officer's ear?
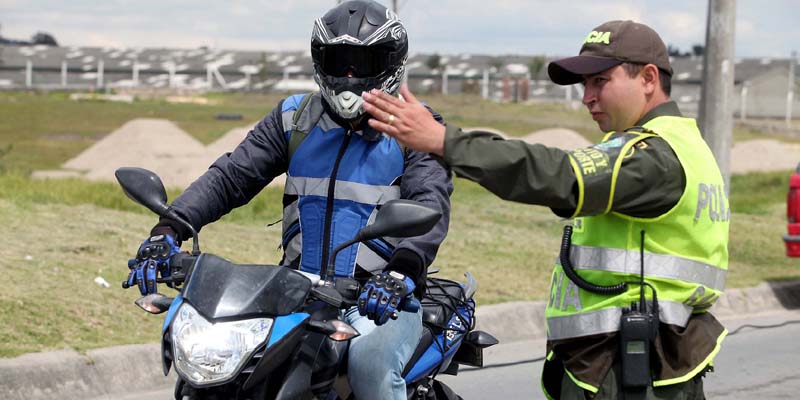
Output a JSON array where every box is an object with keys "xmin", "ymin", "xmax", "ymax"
[{"xmin": 641, "ymin": 64, "xmax": 660, "ymax": 96}]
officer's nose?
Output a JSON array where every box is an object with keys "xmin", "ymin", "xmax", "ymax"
[{"xmin": 582, "ymin": 84, "xmax": 596, "ymax": 108}]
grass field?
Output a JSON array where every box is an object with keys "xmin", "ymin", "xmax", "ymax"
[{"xmin": 0, "ymin": 91, "xmax": 798, "ymax": 358}]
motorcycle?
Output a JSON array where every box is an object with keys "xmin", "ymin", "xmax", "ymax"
[{"xmin": 116, "ymin": 167, "xmax": 498, "ymax": 400}]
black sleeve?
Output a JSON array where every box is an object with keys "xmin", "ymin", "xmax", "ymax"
[{"xmin": 156, "ymin": 101, "xmax": 289, "ymax": 240}]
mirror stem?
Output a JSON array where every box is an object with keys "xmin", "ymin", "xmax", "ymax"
[
  {"xmin": 325, "ymin": 235, "xmax": 361, "ymax": 281},
  {"xmin": 168, "ymin": 211, "xmax": 201, "ymax": 256}
]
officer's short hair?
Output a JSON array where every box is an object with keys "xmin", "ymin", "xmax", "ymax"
[{"xmin": 622, "ymin": 62, "xmax": 672, "ymax": 97}]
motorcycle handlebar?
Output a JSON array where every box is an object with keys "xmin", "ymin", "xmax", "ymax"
[
  {"xmin": 402, "ymin": 297, "xmax": 421, "ymax": 313},
  {"xmin": 121, "ymin": 253, "xmax": 198, "ymax": 290}
]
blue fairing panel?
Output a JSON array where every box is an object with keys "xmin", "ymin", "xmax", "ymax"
[
  {"xmin": 404, "ymin": 334, "xmax": 461, "ymax": 383},
  {"xmin": 163, "ymin": 293, "xmax": 184, "ymax": 333},
  {"xmin": 405, "ymin": 302, "xmax": 475, "ymax": 383},
  {"xmin": 267, "ymin": 313, "xmax": 310, "ymax": 348}
]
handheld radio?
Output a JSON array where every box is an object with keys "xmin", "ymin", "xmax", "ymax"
[{"xmin": 619, "ymin": 231, "xmax": 659, "ymax": 389}]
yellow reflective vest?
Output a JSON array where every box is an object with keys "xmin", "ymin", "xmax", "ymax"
[{"xmin": 544, "ymin": 115, "xmax": 730, "ymax": 392}]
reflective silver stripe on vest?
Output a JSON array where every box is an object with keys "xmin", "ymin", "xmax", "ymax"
[
  {"xmin": 281, "ymin": 199, "xmax": 301, "ymax": 266},
  {"xmin": 283, "ymin": 202, "xmax": 299, "ymax": 227},
  {"xmin": 285, "ymin": 176, "xmax": 401, "ymax": 205},
  {"xmin": 355, "ymin": 207, "xmax": 388, "ymax": 273},
  {"xmin": 282, "ymin": 229, "xmax": 302, "ymax": 267},
  {"xmin": 356, "ymin": 242, "xmax": 388, "ymax": 273},
  {"xmin": 547, "ymin": 300, "xmax": 693, "ymax": 341},
  {"xmin": 569, "ymin": 245, "xmax": 727, "ymax": 292},
  {"xmin": 282, "ymin": 109, "xmax": 297, "ymax": 132}
]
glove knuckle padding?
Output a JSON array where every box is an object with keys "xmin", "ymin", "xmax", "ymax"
[{"xmin": 129, "ymin": 234, "xmax": 181, "ymax": 295}]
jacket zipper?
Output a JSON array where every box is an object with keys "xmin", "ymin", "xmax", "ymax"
[{"xmin": 321, "ymin": 129, "xmax": 352, "ymax": 279}]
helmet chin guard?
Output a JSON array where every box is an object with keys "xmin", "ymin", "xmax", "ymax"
[{"xmin": 328, "ymin": 90, "xmax": 365, "ymax": 120}]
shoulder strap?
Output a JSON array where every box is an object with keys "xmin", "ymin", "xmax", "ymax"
[{"xmin": 288, "ymin": 92, "xmax": 318, "ymax": 161}]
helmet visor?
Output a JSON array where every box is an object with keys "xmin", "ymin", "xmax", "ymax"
[{"xmin": 319, "ymin": 44, "xmax": 395, "ymax": 78}]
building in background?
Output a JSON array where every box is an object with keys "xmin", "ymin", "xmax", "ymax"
[{"xmin": 0, "ymin": 45, "xmax": 797, "ymax": 120}]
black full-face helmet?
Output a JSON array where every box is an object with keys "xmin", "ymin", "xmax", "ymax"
[{"xmin": 311, "ymin": 0, "xmax": 408, "ymax": 120}]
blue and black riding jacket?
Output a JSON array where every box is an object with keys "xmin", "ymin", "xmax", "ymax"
[{"xmin": 159, "ymin": 93, "xmax": 452, "ymax": 289}]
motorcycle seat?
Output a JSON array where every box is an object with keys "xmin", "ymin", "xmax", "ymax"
[{"xmin": 421, "ymin": 278, "xmax": 467, "ymax": 330}]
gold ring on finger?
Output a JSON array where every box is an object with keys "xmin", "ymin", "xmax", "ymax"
[{"xmin": 388, "ymin": 114, "xmax": 395, "ymax": 126}]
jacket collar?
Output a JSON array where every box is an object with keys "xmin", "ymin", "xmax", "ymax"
[{"xmin": 635, "ymin": 100, "xmax": 683, "ymax": 126}]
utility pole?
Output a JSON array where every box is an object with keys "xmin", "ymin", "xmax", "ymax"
[{"xmin": 698, "ymin": 0, "xmax": 736, "ymax": 187}]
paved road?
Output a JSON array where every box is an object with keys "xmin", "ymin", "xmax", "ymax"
[
  {"xmin": 98, "ymin": 310, "xmax": 800, "ymax": 400},
  {"xmin": 439, "ymin": 310, "xmax": 800, "ymax": 399}
]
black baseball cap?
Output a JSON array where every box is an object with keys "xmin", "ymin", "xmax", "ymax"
[{"xmin": 548, "ymin": 20, "xmax": 673, "ymax": 85}]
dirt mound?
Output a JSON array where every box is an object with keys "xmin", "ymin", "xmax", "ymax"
[
  {"xmin": 520, "ymin": 128, "xmax": 592, "ymax": 150},
  {"xmin": 731, "ymin": 139, "xmax": 800, "ymax": 174},
  {"xmin": 45, "ymin": 119, "xmax": 288, "ymax": 188}
]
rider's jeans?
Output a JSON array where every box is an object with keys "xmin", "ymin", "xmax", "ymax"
[{"xmin": 344, "ymin": 305, "xmax": 423, "ymax": 400}]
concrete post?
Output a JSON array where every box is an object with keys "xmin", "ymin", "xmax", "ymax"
[
  {"xmin": 132, "ymin": 62, "xmax": 139, "ymax": 87},
  {"xmin": 698, "ymin": 0, "xmax": 736, "ymax": 187},
  {"xmin": 61, "ymin": 61, "xmax": 67, "ymax": 87},
  {"xmin": 787, "ymin": 51, "xmax": 796, "ymax": 127},
  {"xmin": 442, "ymin": 68, "xmax": 448, "ymax": 96},
  {"xmin": 26, "ymin": 60, "xmax": 32, "ymax": 87},
  {"xmin": 481, "ymin": 69, "xmax": 489, "ymax": 100},
  {"xmin": 168, "ymin": 63, "xmax": 176, "ymax": 88},
  {"xmin": 97, "ymin": 60, "xmax": 104, "ymax": 89},
  {"xmin": 740, "ymin": 82, "xmax": 748, "ymax": 121}
]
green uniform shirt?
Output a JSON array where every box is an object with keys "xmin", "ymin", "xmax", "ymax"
[{"xmin": 442, "ymin": 101, "xmax": 686, "ymax": 218}]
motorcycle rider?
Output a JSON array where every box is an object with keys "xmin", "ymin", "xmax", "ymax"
[{"xmin": 126, "ymin": 1, "xmax": 452, "ymax": 399}]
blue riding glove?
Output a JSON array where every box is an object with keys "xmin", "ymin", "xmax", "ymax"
[
  {"xmin": 126, "ymin": 233, "xmax": 181, "ymax": 295},
  {"xmin": 358, "ymin": 271, "xmax": 416, "ymax": 326}
]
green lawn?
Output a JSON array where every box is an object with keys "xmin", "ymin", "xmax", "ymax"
[{"xmin": 0, "ymin": 169, "xmax": 798, "ymax": 357}]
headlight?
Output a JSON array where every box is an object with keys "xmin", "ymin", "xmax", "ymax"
[{"xmin": 171, "ymin": 303, "xmax": 273, "ymax": 385}]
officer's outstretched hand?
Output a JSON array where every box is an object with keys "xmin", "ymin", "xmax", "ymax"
[
  {"xmin": 358, "ymin": 271, "xmax": 416, "ymax": 326},
  {"xmin": 362, "ymin": 85, "xmax": 446, "ymax": 156},
  {"xmin": 125, "ymin": 233, "xmax": 181, "ymax": 295}
]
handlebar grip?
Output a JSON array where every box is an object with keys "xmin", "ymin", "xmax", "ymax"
[
  {"xmin": 401, "ymin": 297, "xmax": 421, "ymax": 313},
  {"xmin": 390, "ymin": 297, "xmax": 421, "ymax": 320}
]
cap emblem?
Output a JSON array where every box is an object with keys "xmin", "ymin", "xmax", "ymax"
[{"xmin": 584, "ymin": 31, "xmax": 611, "ymax": 45}]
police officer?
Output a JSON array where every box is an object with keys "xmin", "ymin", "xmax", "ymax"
[
  {"xmin": 363, "ymin": 20, "xmax": 729, "ymax": 399},
  {"xmin": 126, "ymin": 2, "xmax": 452, "ymax": 399}
]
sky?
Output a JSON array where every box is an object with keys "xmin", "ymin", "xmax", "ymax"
[{"xmin": 0, "ymin": 0, "xmax": 797, "ymax": 58}]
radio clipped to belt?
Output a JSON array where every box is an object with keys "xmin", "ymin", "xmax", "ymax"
[{"xmin": 560, "ymin": 226, "xmax": 659, "ymax": 390}]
